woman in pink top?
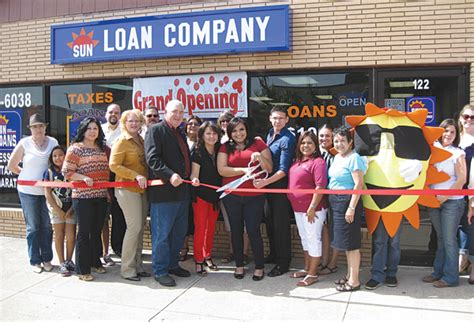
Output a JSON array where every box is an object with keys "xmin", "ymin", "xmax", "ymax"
[{"xmin": 287, "ymin": 131, "xmax": 328, "ymax": 287}]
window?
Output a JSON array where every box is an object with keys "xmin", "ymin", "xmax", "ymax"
[
  {"xmin": 50, "ymin": 81, "xmax": 133, "ymax": 145},
  {"xmin": 249, "ymin": 71, "xmax": 370, "ymax": 137}
]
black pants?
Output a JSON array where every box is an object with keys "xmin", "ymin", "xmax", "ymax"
[
  {"xmin": 224, "ymin": 194, "xmax": 265, "ymax": 269},
  {"xmin": 73, "ymin": 198, "xmax": 108, "ymax": 275},
  {"xmin": 265, "ymin": 179, "xmax": 293, "ymax": 270},
  {"xmin": 110, "ymin": 195, "xmax": 126, "ymax": 255}
]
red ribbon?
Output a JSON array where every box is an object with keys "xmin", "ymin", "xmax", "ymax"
[{"xmin": 16, "ymin": 179, "xmax": 474, "ymax": 196}]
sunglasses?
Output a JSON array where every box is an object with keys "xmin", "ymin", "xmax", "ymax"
[
  {"xmin": 146, "ymin": 114, "xmax": 159, "ymax": 118},
  {"xmin": 462, "ymin": 114, "xmax": 474, "ymax": 121},
  {"xmin": 354, "ymin": 124, "xmax": 430, "ymax": 160}
]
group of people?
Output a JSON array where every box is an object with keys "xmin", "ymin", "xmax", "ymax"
[{"xmin": 7, "ymin": 101, "xmax": 474, "ymax": 291}]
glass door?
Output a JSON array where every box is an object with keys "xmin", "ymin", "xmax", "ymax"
[{"xmin": 374, "ymin": 65, "xmax": 469, "ymax": 266}]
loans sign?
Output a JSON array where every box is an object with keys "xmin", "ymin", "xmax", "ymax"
[
  {"xmin": 133, "ymin": 72, "xmax": 247, "ymax": 118},
  {"xmin": 51, "ymin": 5, "xmax": 289, "ymax": 64}
]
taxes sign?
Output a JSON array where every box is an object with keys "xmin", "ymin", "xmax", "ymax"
[{"xmin": 51, "ymin": 5, "xmax": 290, "ymax": 64}]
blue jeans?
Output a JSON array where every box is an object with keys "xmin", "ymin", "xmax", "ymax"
[
  {"xmin": 18, "ymin": 192, "xmax": 53, "ymax": 266},
  {"xmin": 370, "ymin": 220, "xmax": 402, "ymax": 283},
  {"xmin": 429, "ymin": 199, "xmax": 465, "ymax": 286},
  {"xmin": 150, "ymin": 196, "xmax": 189, "ymax": 277}
]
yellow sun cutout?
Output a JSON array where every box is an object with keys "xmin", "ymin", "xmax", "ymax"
[
  {"xmin": 0, "ymin": 115, "xmax": 9, "ymax": 125},
  {"xmin": 346, "ymin": 103, "xmax": 451, "ymax": 237}
]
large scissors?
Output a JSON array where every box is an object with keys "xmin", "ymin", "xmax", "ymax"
[{"xmin": 217, "ymin": 161, "xmax": 269, "ymax": 199}]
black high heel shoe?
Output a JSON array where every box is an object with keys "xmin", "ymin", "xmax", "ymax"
[
  {"xmin": 234, "ymin": 267, "xmax": 245, "ymax": 279},
  {"xmin": 204, "ymin": 257, "xmax": 219, "ymax": 271},
  {"xmin": 195, "ymin": 262, "xmax": 207, "ymax": 277},
  {"xmin": 252, "ymin": 270, "xmax": 265, "ymax": 281}
]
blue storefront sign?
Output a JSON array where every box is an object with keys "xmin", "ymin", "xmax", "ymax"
[
  {"xmin": 407, "ymin": 96, "xmax": 436, "ymax": 126},
  {"xmin": 0, "ymin": 111, "xmax": 22, "ymax": 189},
  {"xmin": 51, "ymin": 5, "xmax": 290, "ymax": 64}
]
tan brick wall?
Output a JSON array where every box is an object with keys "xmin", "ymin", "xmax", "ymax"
[
  {"xmin": 0, "ymin": 207, "xmax": 372, "ymax": 267},
  {"xmin": 0, "ymin": 0, "xmax": 473, "ymax": 103}
]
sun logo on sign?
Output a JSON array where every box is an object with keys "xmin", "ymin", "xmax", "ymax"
[
  {"xmin": 409, "ymin": 100, "xmax": 425, "ymax": 110},
  {"xmin": 67, "ymin": 27, "xmax": 99, "ymax": 58},
  {"xmin": 0, "ymin": 115, "xmax": 9, "ymax": 125}
]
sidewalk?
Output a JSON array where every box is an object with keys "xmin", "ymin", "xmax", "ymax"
[{"xmin": 0, "ymin": 236, "xmax": 472, "ymax": 321}]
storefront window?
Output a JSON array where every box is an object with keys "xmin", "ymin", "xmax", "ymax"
[
  {"xmin": 0, "ymin": 86, "xmax": 44, "ymax": 206},
  {"xmin": 50, "ymin": 81, "xmax": 133, "ymax": 145},
  {"xmin": 249, "ymin": 71, "xmax": 370, "ymax": 137}
]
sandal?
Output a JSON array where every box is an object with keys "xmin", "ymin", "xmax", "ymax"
[
  {"xmin": 179, "ymin": 248, "xmax": 189, "ymax": 262},
  {"xmin": 297, "ymin": 274, "xmax": 318, "ymax": 287},
  {"xmin": 221, "ymin": 253, "xmax": 234, "ymax": 264},
  {"xmin": 336, "ymin": 282, "xmax": 361, "ymax": 292},
  {"xmin": 204, "ymin": 258, "xmax": 219, "ymax": 271},
  {"xmin": 195, "ymin": 262, "xmax": 207, "ymax": 277},
  {"xmin": 78, "ymin": 274, "xmax": 94, "ymax": 281},
  {"xmin": 290, "ymin": 270, "xmax": 308, "ymax": 279},
  {"xmin": 334, "ymin": 276, "xmax": 349, "ymax": 285},
  {"xmin": 319, "ymin": 265, "xmax": 338, "ymax": 275}
]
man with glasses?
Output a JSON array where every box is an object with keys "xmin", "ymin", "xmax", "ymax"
[{"xmin": 142, "ymin": 106, "xmax": 161, "ymax": 138}]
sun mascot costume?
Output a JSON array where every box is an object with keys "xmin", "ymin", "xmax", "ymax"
[{"xmin": 345, "ymin": 103, "xmax": 452, "ymax": 237}]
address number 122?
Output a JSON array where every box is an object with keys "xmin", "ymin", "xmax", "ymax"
[{"xmin": 413, "ymin": 79, "xmax": 430, "ymax": 90}]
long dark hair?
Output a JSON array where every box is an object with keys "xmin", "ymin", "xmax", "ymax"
[
  {"xmin": 439, "ymin": 118, "xmax": 460, "ymax": 147},
  {"xmin": 73, "ymin": 117, "xmax": 106, "ymax": 150},
  {"xmin": 196, "ymin": 121, "xmax": 222, "ymax": 150},
  {"xmin": 48, "ymin": 145, "xmax": 66, "ymax": 171},
  {"xmin": 295, "ymin": 131, "xmax": 321, "ymax": 161},
  {"xmin": 225, "ymin": 117, "xmax": 255, "ymax": 154}
]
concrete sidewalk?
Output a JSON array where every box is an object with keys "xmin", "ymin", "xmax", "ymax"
[{"xmin": 0, "ymin": 236, "xmax": 472, "ymax": 321}]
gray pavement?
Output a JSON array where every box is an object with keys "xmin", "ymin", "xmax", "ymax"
[{"xmin": 0, "ymin": 236, "xmax": 472, "ymax": 321}]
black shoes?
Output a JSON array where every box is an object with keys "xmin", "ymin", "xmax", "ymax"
[
  {"xmin": 125, "ymin": 276, "xmax": 141, "ymax": 282},
  {"xmin": 267, "ymin": 265, "xmax": 289, "ymax": 277},
  {"xmin": 155, "ymin": 274, "xmax": 176, "ymax": 287},
  {"xmin": 365, "ymin": 279, "xmax": 381, "ymax": 290},
  {"xmin": 168, "ymin": 266, "xmax": 191, "ymax": 277},
  {"xmin": 385, "ymin": 276, "xmax": 398, "ymax": 287},
  {"xmin": 234, "ymin": 267, "xmax": 245, "ymax": 279},
  {"xmin": 137, "ymin": 271, "xmax": 151, "ymax": 278},
  {"xmin": 252, "ymin": 271, "xmax": 265, "ymax": 281}
]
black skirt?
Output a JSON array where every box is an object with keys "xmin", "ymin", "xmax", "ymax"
[{"xmin": 329, "ymin": 194, "xmax": 362, "ymax": 251}]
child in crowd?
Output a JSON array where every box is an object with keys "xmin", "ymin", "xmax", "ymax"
[{"xmin": 43, "ymin": 146, "xmax": 76, "ymax": 276}]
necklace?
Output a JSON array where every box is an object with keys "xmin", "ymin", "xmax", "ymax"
[{"xmin": 32, "ymin": 137, "xmax": 48, "ymax": 151}]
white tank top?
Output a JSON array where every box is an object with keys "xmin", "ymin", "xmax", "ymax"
[{"xmin": 17, "ymin": 136, "xmax": 59, "ymax": 195}]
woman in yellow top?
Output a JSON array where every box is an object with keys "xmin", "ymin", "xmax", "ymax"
[{"xmin": 109, "ymin": 109, "xmax": 150, "ymax": 281}]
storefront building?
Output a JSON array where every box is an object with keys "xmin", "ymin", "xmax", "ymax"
[{"xmin": 1, "ymin": 0, "xmax": 473, "ymax": 266}]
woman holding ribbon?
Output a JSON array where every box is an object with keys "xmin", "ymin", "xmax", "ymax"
[
  {"xmin": 423, "ymin": 119, "xmax": 466, "ymax": 288},
  {"xmin": 7, "ymin": 114, "xmax": 58, "ymax": 273},
  {"xmin": 328, "ymin": 126, "xmax": 367, "ymax": 292},
  {"xmin": 190, "ymin": 121, "xmax": 222, "ymax": 276},
  {"xmin": 110, "ymin": 110, "xmax": 150, "ymax": 282},
  {"xmin": 62, "ymin": 117, "xmax": 110, "ymax": 281},
  {"xmin": 217, "ymin": 117, "xmax": 272, "ymax": 281}
]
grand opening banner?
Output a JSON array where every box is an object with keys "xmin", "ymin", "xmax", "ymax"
[
  {"xmin": 133, "ymin": 72, "xmax": 247, "ymax": 118},
  {"xmin": 51, "ymin": 5, "xmax": 289, "ymax": 64}
]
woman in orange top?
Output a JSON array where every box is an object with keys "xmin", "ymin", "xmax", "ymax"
[{"xmin": 109, "ymin": 109, "xmax": 150, "ymax": 282}]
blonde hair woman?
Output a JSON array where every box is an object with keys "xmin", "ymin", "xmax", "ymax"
[{"xmin": 110, "ymin": 109, "xmax": 150, "ymax": 281}]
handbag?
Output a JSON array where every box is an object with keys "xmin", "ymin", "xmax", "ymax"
[{"xmin": 46, "ymin": 169, "xmax": 63, "ymax": 215}]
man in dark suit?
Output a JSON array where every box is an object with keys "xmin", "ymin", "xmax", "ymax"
[{"xmin": 145, "ymin": 100, "xmax": 191, "ymax": 287}]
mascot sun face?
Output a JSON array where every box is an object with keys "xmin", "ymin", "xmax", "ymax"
[{"xmin": 346, "ymin": 103, "xmax": 451, "ymax": 237}]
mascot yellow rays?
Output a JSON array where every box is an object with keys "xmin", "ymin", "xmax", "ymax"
[{"xmin": 346, "ymin": 103, "xmax": 451, "ymax": 237}]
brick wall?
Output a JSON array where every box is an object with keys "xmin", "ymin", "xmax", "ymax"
[
  {"xmin": 0, "ymin": 207, "xmax": 373, "ymax": 266},
  {"xmin": 0, "ymin": 0, "xmax": 473, "ymax": 103}
]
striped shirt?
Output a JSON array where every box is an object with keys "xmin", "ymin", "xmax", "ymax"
[{"xmin": 62, "ymin": 143, "xmax": 110, "ymax": 199}]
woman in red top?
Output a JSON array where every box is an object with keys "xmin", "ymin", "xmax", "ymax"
[
  {"xmin": 287, "ymin": 131, "xmax": 328, "ymax": 287},
  {"xmin": 217, "ymin": 117, "xmax": 272, "ymax": 281}
]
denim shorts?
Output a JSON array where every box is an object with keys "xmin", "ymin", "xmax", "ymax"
[{"xmin": 49, "ymin": 204, "xmax": 76, "ymax": 225}]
